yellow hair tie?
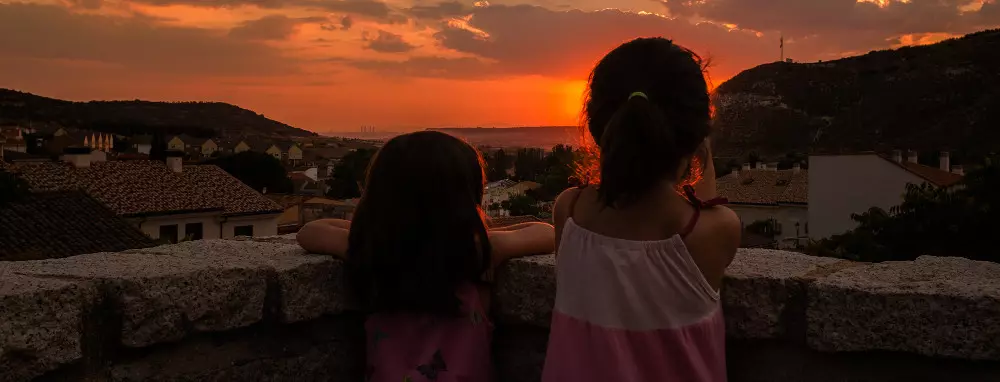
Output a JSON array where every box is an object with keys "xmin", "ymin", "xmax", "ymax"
[{"xmin": 629, "ymin": 92, "xmax": 648, "ymax": 100}]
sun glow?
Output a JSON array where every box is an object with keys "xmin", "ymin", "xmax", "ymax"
[{"xmin": 562, "ymin": 80, "xmax": 587, "ymax": 120}]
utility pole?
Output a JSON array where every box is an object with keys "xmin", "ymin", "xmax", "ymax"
[{"xmin": 780, "ymin": 34, "xmax": 784, "ymax": 62}]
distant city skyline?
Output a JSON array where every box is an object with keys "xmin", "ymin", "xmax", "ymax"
[{"xmin": 1, "ymin": 0, "xmax": 997, "ymax": 133}]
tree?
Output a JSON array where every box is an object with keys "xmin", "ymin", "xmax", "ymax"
[
  {"xmin": 810, "ymin": 157, "xmax": 1000, "ymax": 263},
  {"xmin": 203, "ymin": 151, "xmax": 293, "ymax": 194},
  {"xmin": 506, "ymin": 194, "xmax": 541, "ymax": 216},
  {"xmin": 514, "ymin": 148, "xmax": 546, "ymax": 181},
  {"xmin": 326, "ymin": 148, "xmax": 375, "ymax": 199},
  {"xmin": 0, "ymin": 169, "xmax": 30, "ymax": 206},
  {"xmin": 485, "ymin": 149, "xmax": 512, "ymax": 182}
]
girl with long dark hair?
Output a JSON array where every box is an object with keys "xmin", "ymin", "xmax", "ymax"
[{"xmin": 297, "ymin": 130, "xmax": 554, "ymax": 382}]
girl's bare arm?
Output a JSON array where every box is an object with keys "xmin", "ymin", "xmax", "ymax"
[
  {"xmin": 489, "ymin": 222, "xmax": 543, "ymax": 232},
  {"xmin": 488, "ymin": 222, "xmax": 555, "ymax": 267},
  {"xmin": 296, "ymin": 219, "xmax": 350, "ymax": 259}
]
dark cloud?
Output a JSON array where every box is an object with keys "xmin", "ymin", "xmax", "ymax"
[
  {"xmin": 363, "ymin": 30, "xmax": 417, "ymax": 53},
  {"xmin": 406, "ymin": 1, "xmax": 470, "ymax": 19},
  {"xmin": 341, "ymin": 15, "xmax": 354, "ymax": 30},
  {"xmin": 229, "ymin": 15, "xmax": 320, "ymax": 40},
  {"xmin": 0, "ymin": 2, "xmax": 297, "ymax": 77}
]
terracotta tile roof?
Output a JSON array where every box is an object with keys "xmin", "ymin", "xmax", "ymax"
[
  {"xmin": 8, "ymin": 160, "xmax": 282, "ymax": 217},
  {"xmin": 181, "ymin": 165, "xmax": 285, "ymax": 216},
  {"xmin": 717, "ymin": 169, "xmax": 808, "ymax": 206},
  {"xmin": 488, "ymin": 215, "xmax": 542, "ymax": 228},
  {"xmin": 0, "ymin": 191, "xmax": 156, "ymax": 260},
  {"xmin": 881, "ymin": 157, "xmax": 964, "ymax": 187}
]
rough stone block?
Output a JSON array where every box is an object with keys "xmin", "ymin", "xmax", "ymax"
[
  {"xmin": 495, "ymin": 255, "xmax": 556, "ymax": 328},
  {"xmin": 6, "ymin": 249, "xmax": 269, "ymax": 348},
  {"xmin": 0, "ymin": 271, "xmax": 95, "ymax": 381},
  {"xmin": 808, "ymin": 255, "xmax": 1000, "ymax": 360},
  {"xmin": 138, "ymin": 240, "xmax": 350, "ymax": 322},
  {"xmin": 723, "ymin": 249, "xmax": 848, "ymax": 340}
]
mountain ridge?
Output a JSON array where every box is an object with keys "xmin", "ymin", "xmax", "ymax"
[
  {"xmin": 711, "ymin": 28, "xmax": 1000, "ymax": 160},
  {"xmin": 0, "ymin": 89, "xmax": 316, "ymax": 139}
]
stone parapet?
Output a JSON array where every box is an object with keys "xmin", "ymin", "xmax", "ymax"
[{"xmin": 1, "ymin": 237, "xmax": 998, "ymax": 381}]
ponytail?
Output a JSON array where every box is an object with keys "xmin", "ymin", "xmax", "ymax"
[{"xmin": 597, "ymin": 91, "xmax": 678, "ymax": 208}]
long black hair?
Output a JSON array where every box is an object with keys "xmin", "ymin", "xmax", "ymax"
[
  {"xmin": 346, "ymin": 131, "xmax": 491, "ymax": 316},
  {"xmin": 584, "ymin": 37, "xmax": 712, "ymax": 208}
]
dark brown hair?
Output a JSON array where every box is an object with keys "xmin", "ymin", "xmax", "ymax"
[
  {"xmin": 346, "ymin": 131, "xmax": 491, "ymax": 315},
  {"xmin": 584, "ymin": 37, "xmax": 712, "ymax": 208}
]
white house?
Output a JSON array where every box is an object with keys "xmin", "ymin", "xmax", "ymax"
[
  {"xmin": 717, "ymin": 163, "xmax": 809, "ymax": 249},
  {"xmin": 11, "ymin": 148, "xmax": 284, "ymax": 242},
  {"xmin": 483, "ymin": 181, "xmax": 542, "ymax": 217},
  {"xmin": 808, "ymin": 150, "xmax": 964, "ymax": 240},
  {"xmin": 131, "ymin": 135, "xmax": 153, "ymax": 155}
]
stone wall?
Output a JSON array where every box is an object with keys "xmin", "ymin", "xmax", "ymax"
[{"xmin": 2, "ymin": 236, "xmax": 999, "ymax": 381}]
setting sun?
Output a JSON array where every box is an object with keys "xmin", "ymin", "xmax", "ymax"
[{"xmin": 563, "ymin": 80, "xmax": 588, "ymax": 121}]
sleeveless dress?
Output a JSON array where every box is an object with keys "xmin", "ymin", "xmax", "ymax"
[
  {"xmin": 365, "ymin": 282, "xmax": 494, "ymax": 382},
  {"xmin": 542, "ymin": 185, "xmax": 729, "ymax": 382}
]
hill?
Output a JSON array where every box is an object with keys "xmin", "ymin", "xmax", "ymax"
[
  {"xmin": 712, "ymin": 29, "xmax": 1000, "ymax": 160},
  {"xmin": 0, "ymin": 89, "xmax": 316, "ymax": 139}
]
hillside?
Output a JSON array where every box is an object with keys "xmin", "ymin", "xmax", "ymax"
[
  {"xmin": 0, "ymin": 89, "xmax": 316, "ymax": 138},
  {"xmin": 712, "ymin": 29, "xmax": 1000, "ymax": 159}
]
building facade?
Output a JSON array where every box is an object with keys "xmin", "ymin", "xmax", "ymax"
[{"xmin": 807, "ymin": 151, "xmax": 963, "ymax": 240}]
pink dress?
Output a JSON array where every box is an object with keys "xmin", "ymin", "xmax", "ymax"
[
  {"xmin": 542, "ymin": 185, "xmax": 728, "ymax": 382},
  {"xmin": 364, "ymin": 282, "xmax": 494, "ymax": 382}
]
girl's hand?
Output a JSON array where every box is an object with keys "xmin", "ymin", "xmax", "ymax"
[{"xmin": 296, "ymin": 219, "xmax": 350, "ymax": 259}]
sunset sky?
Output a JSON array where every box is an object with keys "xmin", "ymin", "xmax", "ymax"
[{"xmin": 0, "ymin": 0, "xmax": 997, "ymax": 132}]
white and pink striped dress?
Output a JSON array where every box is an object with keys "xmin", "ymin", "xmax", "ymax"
[{"xmin": 542, "ymin": 186, "xmax": 727, "ymax": 382}]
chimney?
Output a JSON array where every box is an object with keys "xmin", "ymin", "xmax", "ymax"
[
  {"xmin": 892, "ymin": 149, "xmax": 902, "ymax": 163},
  {"xmin": 731, "ymin": 168, "xmax": 738, "ymax": 177},
  {"xmin": 165, "ymin": 150, "xmax": 184, "ymax": 173},
  {"xmin": 62, "ymin": 146, "xmax": 92, "ymax": 168},
  {"xmin": 742, "ymin": 163, "xmax": 751, "ymax": 171},
  {"xmin": 951, "ymin": 165, "xmax": 964, "ymax": 176},
  {"xmin": 768, "ymin": 162, "xmax": 779, "ymax": 171},
  {"xmin": 939, "ymin": 151, "xmax": 950, "ymax": 172},
  {"xmin": 907, "ymin": 150, "xmax": 918, "ymax": 164},
  {"xmin": 793, "ymin": 163, "xmax": 801, "ymax": 173}
]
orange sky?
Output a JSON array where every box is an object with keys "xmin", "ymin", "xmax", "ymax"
[{"xmin": 0, "ymin": 0, "xmax": 995, "ymax": 132}]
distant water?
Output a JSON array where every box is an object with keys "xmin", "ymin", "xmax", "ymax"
[{"xmin": 325, "ymin": 126, "xmax": 584, "ymax": 149}]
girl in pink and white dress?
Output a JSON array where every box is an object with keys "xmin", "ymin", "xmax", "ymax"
[{"xmin": 543, "ymin": 37, "xmax": 741, "ymax": 382}]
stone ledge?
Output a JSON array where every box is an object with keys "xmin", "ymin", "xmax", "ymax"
[
  {"xmin": 3, "ymin": 237, "xmax": 1000, "ymax": 380},
  {"xmin": 808, "ymin": 255, "xmax": 1000, "ymax": 360},
  {"xmin": 0, "ymin": 273, "xmax": 95, "ymax": 382}
]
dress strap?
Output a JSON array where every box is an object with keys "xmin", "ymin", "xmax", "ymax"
[{"xmin": 679, "ymin": 184, "xmax": 728, "ymax": 238}]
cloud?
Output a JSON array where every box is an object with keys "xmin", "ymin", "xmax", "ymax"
[
  {"xmin": 229, "ymin": 14, "xmax": 323, "ymax": 40},
  {"xmin": 346, "ymin": 5, "xmax": 776, "ymax": 81},
  {"xmin": 661, "ymin": 0, "xmax": 1000, "ymax": 38},
  {"xmin": 66, "ymin": 0, "xmax": 104, "ymax": 9},
  {"xmin": 406, "ymin": 1, "xmax": 470, "ymax": 19},
  {"xmin": 363, "ymin": 30, "xmax": 417, "ymax": 52},
  {"xmin": 341, "ymin": 15, "xmax": 354, "ymax": 30},
  {"xmin": 310, "ymin": 0, "xmax": 392, "ymax": 18},
  {"xmin": 0, "ymin": 2, "xmax": 297, "ymax": 77},
  {"xmin": 128, "ymin": 0, "xmax": 405, "ymax": 22}
]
